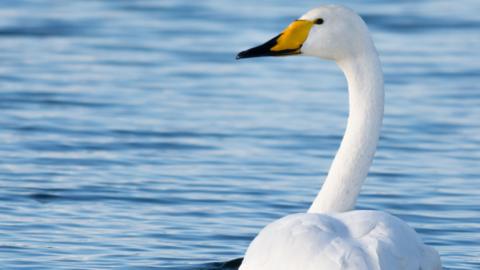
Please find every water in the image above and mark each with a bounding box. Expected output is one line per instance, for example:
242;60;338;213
0;0;479;269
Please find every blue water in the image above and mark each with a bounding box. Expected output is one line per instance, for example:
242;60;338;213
0;0;479;269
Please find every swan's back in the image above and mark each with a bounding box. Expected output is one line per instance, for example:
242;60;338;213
239;210;440;270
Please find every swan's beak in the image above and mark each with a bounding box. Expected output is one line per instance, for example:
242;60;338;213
236;20;314;59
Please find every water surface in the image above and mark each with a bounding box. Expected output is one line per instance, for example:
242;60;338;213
0;0;479;269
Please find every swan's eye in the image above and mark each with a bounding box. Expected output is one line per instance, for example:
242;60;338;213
314;18;324;25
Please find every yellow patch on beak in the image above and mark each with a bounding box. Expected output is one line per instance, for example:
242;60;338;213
236;19;314;59
271;20;314;52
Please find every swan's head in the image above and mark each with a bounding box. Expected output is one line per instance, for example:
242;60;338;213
237;5;371;61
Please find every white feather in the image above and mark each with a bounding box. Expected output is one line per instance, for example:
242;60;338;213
240;211;441;270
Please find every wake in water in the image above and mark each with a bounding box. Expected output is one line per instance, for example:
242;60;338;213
197;258;243;270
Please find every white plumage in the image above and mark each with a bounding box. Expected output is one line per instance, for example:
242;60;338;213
240;211;440;270
236;4;441;270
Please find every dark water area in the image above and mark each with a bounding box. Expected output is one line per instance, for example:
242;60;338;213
0;0;479;269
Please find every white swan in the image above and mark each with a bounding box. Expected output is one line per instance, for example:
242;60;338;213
236;5;441;270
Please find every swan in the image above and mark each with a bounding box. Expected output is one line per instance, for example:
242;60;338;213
236;5;441;270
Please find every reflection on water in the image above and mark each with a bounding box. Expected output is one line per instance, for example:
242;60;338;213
0;0;479;269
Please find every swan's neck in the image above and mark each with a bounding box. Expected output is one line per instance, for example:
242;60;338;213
309;49;384;213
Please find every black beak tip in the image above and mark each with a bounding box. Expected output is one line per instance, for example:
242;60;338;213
236;50;247;60
235;35;281;60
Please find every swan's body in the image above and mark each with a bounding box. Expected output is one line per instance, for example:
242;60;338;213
240;211;439;270
236;5;441;270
